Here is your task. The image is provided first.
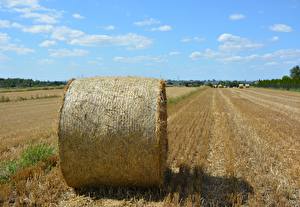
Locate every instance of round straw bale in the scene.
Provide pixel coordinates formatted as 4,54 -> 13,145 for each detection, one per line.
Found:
58,77 -> 167,188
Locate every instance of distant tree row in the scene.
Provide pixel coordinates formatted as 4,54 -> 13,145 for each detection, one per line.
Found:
0,78 -> 66,88
255,66 -> 300,90
167,79 -> 254,88
166,80 -> 205,87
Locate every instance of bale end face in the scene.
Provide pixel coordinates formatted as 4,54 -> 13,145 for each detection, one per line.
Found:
58,77 -> 168,188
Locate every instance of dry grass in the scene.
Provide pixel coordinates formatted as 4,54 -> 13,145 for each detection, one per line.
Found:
166,86 -> 198,99
0,87 -> 299,206
0,89 -> 63,102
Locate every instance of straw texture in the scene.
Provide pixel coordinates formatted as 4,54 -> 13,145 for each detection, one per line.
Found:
58,77 -> 167,188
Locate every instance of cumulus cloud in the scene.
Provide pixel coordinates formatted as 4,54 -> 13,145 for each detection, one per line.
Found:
190,48 -> 300,64
134,18 -> 160,26
4,22 -> 152,50
190,49 -> 220,60
20,11 -> 61,24
49,48 -> 88,57
39,40 -> 56,47
229,14 -> 246,20
189,51 -> 202,60
269,24 -> 293,32
218,33 -> 263,51
0,0 -> 62,24
0,32 -> 34,54
151,25 -> 172,32
22,24 -> 53,33
37,26 -> 152,49
0,20 -> 22,28
0,0 -> 41,9
51,26 -> 84,41
0,33 -> 10,43
72,13 -> 84,19
69,33 -> 152,49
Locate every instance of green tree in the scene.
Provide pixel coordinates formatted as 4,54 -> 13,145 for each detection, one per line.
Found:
290,65 -> 300,79
282,75 -> 291,80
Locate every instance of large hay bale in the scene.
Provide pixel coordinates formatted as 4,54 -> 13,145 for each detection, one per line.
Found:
58,77 -> 168,188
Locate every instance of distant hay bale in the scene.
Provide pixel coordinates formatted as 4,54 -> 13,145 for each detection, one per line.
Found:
58,77 -> 168,188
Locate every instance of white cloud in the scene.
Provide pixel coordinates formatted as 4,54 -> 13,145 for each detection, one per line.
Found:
0,19 -> 152,50
151,25 -> 172,32
14,23 -> 152,50
270,24 -> 293,32
190,48 -> 300,64
0,20 -> 12,28
267,49 -> 300,59
51,26 -> 84,41
0,0 -> 62,24
113,55 -> 165,64
0,32 -> 34,54
134,18 -> 160,26
190,49 -> 220,60
169,51 -> 180,56
22,24 -> 53,33
189,51 -> 202,60
229,14 -> 246,20
218,33 -> 263,51
103,25 -> 115,31
0,33 -> 10,43
0,0 -> 41,9
20,11 -> 60,24
270,36 -> 279,42
72,13 -> 84,19
0,20 -> 22,28
49,48 -> 88,57
39,40 -> 56,47
181,36 -> 205,43
69,33 -> 152,49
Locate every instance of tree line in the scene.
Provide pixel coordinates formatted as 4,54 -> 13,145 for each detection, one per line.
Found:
255,66 -> 300,90
0,78 -> 66,88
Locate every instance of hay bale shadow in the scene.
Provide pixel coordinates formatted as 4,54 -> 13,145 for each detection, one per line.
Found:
165,165 -> 254,206
75,165 -> 253,205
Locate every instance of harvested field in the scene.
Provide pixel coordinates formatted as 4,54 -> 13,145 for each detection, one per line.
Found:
0,89 -> 63,102
166,87 -> 198,99
0,87 -> 299,206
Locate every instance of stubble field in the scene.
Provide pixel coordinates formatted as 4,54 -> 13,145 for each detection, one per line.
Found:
0,87 -> 299,206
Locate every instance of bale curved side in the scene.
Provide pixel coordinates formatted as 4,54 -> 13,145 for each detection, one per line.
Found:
58,77 -> 167,188
156,80 -> 168,186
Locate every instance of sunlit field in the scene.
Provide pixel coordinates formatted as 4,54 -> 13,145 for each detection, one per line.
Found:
0,87 -> 299,206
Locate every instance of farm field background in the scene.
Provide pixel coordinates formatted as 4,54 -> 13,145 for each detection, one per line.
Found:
0,87 -> 299,206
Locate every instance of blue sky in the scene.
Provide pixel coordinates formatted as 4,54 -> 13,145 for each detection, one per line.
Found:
0,0 -> 299,81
